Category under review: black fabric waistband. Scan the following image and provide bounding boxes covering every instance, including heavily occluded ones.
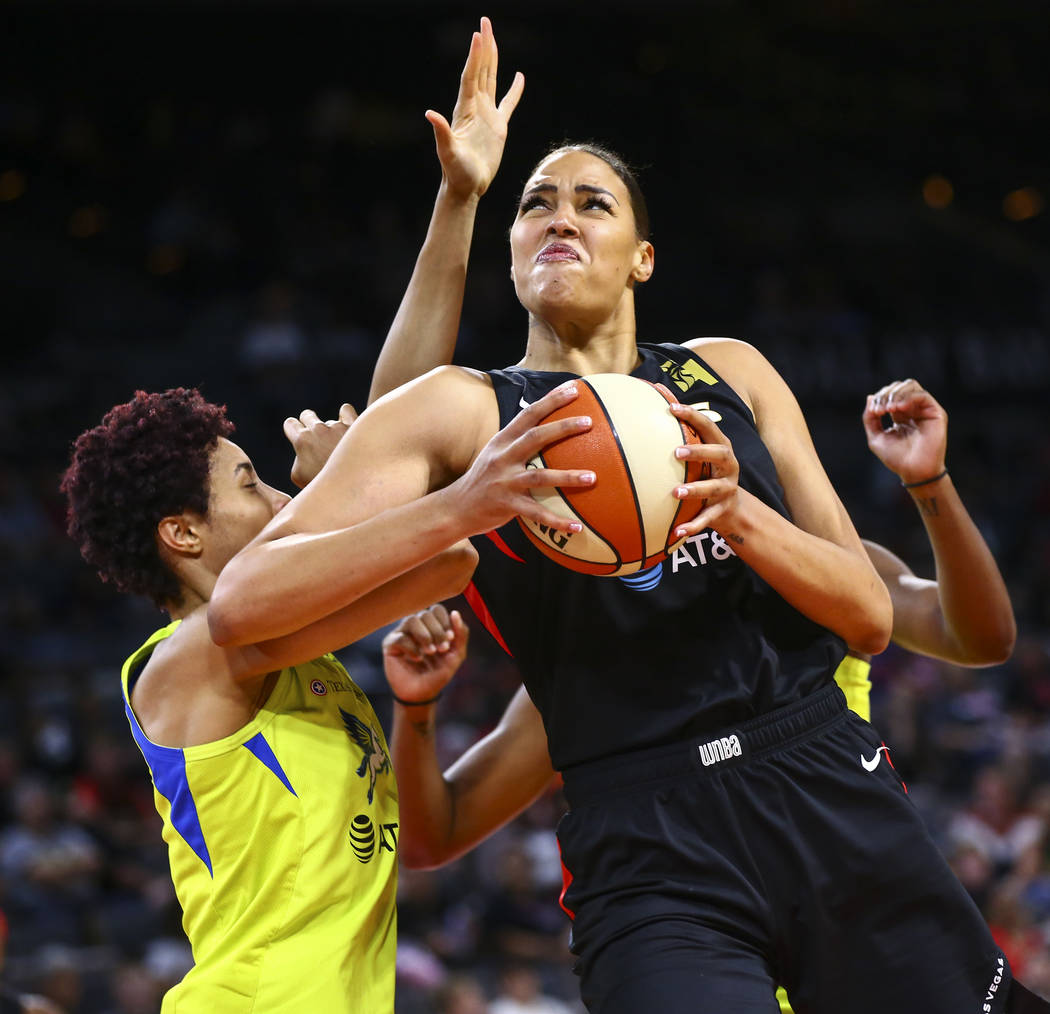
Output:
[560,684,849,807]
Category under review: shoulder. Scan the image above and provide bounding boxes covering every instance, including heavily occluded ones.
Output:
[372,364,492,404]
[365,365,497,456]
[134,611,239,709]
[682,336,769,372]
[681,337,780,414]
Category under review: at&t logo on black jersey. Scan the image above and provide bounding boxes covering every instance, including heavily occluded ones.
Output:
[619,530,739,592]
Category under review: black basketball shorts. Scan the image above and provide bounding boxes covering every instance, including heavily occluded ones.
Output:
[555,684,1023,1014]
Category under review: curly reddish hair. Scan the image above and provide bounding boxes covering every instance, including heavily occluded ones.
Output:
[61,388,235,609]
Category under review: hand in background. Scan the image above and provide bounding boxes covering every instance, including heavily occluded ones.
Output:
[283,404,358,489]
[862,378,947,484]
[383,605,469,705]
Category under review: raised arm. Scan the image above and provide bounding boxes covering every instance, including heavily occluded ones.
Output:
[369,17,523,404]
[674,338,893,655]
[861,379,1015,665]
[381,606,555,869]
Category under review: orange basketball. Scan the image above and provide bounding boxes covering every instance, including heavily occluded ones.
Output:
[518,374,706,576]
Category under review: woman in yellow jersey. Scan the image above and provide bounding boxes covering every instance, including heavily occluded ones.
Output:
[59,384,590,1013]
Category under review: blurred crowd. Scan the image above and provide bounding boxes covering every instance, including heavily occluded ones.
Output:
[2,3,1049,1011]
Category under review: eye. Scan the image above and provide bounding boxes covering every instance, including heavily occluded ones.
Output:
[582,194,614,213]
[519,194,550,214]
[243,482,258,490]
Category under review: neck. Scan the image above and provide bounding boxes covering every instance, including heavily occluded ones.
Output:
[518,322,640,376]
[165,570,214,620]
[517,289,640,375]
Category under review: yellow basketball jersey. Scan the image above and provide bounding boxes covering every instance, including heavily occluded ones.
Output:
[832,652,872,722]
[121,623,399,1013]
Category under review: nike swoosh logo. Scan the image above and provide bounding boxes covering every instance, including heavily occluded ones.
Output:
[519,396,531,410]
[861,746,889,772]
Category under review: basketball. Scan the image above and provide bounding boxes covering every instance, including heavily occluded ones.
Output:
[518,374,707,576]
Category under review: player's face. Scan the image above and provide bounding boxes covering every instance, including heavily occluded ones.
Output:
[200,438,290,574]
[510,150,653,328]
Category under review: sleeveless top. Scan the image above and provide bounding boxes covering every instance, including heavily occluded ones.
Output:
[122,623,398,1013]
[465,342,847,771]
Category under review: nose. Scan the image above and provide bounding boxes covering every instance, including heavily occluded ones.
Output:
[547,202,580,237]
[269,486,292,515]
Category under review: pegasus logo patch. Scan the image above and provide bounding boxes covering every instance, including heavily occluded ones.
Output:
[341,709,391,804]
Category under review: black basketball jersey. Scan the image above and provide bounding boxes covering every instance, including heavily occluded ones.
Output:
[465,342,847,771]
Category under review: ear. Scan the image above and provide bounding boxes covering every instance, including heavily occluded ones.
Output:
[156,514,204,558]
[631,241,654,284]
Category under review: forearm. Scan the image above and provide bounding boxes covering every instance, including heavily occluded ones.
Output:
[718,489,892,654]
[368,183,481,404]
[209,486,474,647]
[245,546,477,672]
[908,475,1016,663]
[393,686,554,868]
[390,701,460,869]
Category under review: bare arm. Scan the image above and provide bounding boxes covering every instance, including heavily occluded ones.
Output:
[674,339,892,655]
[237,547,477,674]
[382,606,555,868]
[208,373,595,647]
[369,17,523,404]
[861,379,1015,665]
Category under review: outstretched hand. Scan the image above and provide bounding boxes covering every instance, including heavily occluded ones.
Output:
[283,404,358,489]
[425,15,524,200]
[383,605,469,706]
[862,379,947,484]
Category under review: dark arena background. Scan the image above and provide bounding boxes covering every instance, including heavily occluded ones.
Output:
[2,2,1049,1011]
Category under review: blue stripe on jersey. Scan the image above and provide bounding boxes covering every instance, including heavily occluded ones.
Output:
[243,732,297,797]
[126,703,214,876]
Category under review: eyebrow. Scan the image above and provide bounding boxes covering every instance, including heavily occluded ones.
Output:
[523,183,620,205]
[233,462,255,477]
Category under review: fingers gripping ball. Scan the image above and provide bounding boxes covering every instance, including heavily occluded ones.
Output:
[518,374,705,576]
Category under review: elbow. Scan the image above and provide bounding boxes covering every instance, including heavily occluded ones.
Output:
[206,597,238,647]
[206,581,252,647]
[852,623,892,658]
[397,835,457,871]
[437,539,478,598]
[990,611,1019,664]
[993,621,1018,664]
[851,586,894,657]
[398,848,444,872]
[964,618,1018,668]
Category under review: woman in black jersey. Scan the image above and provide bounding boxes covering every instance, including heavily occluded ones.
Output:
[211,19,1045,1014]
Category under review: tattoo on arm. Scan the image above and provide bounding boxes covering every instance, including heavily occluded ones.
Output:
[916,496,940,518]
[410,718,435,738]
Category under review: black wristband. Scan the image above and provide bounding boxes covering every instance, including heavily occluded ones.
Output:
[391,691,443,707]
[901,469,948,489]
